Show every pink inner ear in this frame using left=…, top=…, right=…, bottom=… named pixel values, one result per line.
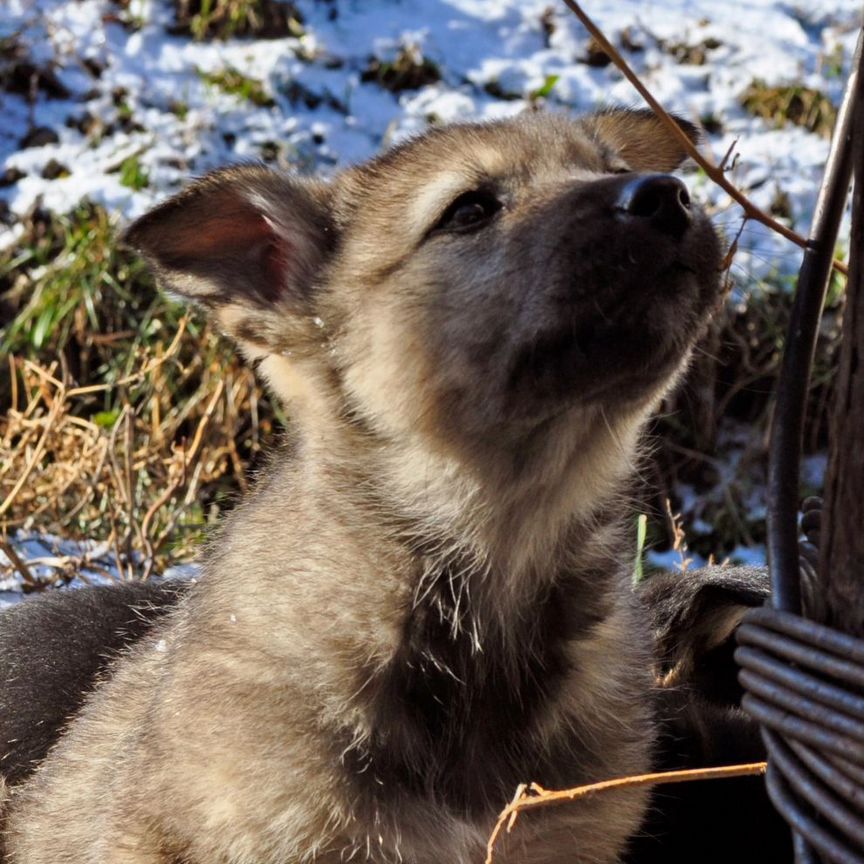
left=260, top=230, right=296, bottom=303
left=127, top=170, right=330, bottom=310
left=164, top=206, right=297, bottom=302
left=168, top=202, right=275, bottom=258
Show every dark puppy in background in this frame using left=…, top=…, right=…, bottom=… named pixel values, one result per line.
left=2, top=109, right=723, bottom=863
left=628, top=566, right=792, bottom=863
left=628, top=505, right=823, bottom=863
left=0, top=582, right=186, bottom=788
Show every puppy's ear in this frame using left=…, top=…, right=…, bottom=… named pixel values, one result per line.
left=641, top=567, right=769, bottom=706
left=585, top=108, right=701, bottom=173
left=643, top=567, right=768, bottom=660
left=124, top=165, right=334, bottom=355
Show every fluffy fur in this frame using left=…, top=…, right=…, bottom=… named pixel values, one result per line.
left=0, top=582, right=188, bottom=786
left=3, top=110, right=722, bottom=863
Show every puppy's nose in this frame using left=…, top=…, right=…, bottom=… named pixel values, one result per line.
left=616, top=174, right=692, bottom=236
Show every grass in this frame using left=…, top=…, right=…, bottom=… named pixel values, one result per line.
left=633, top=514, right=648, bottom=585
left=0, top=204, right=282, bottom=585
left=529, top=74, right=560, bottom=102
left=119, top=155, right=149, bottom=191
left=173, top=0, right=304, bottom=40
left=361, top=46, right=442, bottom=93
left=741, top=81, right=838, bottom=138
left=661, top=36, right=723, bottom=66
left=198, top=66, right=275, bottom=107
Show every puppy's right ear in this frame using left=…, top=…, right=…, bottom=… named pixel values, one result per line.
left=124, top=165, right=335, bottom=355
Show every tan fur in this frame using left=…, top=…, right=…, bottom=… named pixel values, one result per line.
left=3, top=110, right=722, bottom=863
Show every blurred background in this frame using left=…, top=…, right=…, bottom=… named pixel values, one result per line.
left=0, top=0, right=860, bottom=594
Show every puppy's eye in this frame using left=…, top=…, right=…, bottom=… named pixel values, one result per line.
left=433, top=189, right=502, bottom=234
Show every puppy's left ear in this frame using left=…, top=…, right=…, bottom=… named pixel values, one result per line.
left=585, top=108, right=701, bottom=173
left=641, top=566, right=769, bottom=706
left=124, top=165, right=335, bottom=356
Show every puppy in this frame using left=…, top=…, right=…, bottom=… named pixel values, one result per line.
left=2, top=110, right=722, bottom=863
left=628, top=566, right=792, bottom=863
left=0, top=581, right=187, bottom=787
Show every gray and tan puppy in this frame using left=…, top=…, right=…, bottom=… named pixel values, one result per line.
left=2, top=110, right=722, bottom=864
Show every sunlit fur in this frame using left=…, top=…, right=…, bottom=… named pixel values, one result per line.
left=3, top=111, right=721, bottom=864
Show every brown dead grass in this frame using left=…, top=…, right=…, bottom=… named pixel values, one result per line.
left=0, top=343, right=272, bottom=585
left=0, top=204, right=282, bottom=586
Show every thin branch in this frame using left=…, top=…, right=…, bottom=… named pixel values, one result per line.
left=485, top=762, right=767, bottom=864
left=561, top=0, right=848, bottom=278
left=139, top=377, right=225, bottom=557
left=0, top=538, right=38, bottom=588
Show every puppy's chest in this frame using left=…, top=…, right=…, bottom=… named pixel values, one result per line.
left=344, top=564, right=613, bottom=818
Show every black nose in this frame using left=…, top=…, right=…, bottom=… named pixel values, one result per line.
left=616, top=174, right=692, bottom=236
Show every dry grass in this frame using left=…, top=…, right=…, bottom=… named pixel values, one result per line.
left=1, top=204, right=281, bottom=586
left=171, top=0, right=304, bottom=41
left=361, top=45, right=442, bottom=93
left=741, top=81, right=838, bottom=138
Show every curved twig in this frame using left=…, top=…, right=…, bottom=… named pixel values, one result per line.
left=561, top=0, right=849, bottom=278
left=485, top=762, right=767, bottom=864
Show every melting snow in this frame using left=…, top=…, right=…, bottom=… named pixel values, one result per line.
left=1, top=0, right=860, bottom=591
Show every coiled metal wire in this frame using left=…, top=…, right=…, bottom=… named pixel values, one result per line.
left=738, top=607, right=864, bottom=864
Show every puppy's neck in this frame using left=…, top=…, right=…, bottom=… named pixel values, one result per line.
left=293, top=407, right=633, bottom=606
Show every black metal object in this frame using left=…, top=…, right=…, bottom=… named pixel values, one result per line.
left=766, top=29, right=862, bottom=615
left=738, top=608, right=864, bottom=864
left=739, top=24, right=864, bottom=864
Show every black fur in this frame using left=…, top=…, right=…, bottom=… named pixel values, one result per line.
left=349, top=562, right=614, bottom=818
left=627, top=566, right=793, bottom=863
left=0, top=581, right=187, bottom=785
left=0, top=567, right=793, bottom=860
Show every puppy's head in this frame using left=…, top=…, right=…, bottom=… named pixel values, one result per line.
left=127, top=110, right=722, bottom=509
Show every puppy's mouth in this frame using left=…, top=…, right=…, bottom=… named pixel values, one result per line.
left=505, top=319, right=682, bottom=410
left=505, top=260, right=712, bottom=410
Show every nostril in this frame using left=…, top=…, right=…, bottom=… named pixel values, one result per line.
left=616, top=174, right=692, bottom=236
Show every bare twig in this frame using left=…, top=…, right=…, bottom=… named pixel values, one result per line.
left=0, top=537, right=38, bottom=588
left=8, top=354, right=18, bottom=413
left=485, top=762, right=767, bottom=864
left=561, top=0, right=848, bottom=278
left=64, top=315, right=189, bottom=399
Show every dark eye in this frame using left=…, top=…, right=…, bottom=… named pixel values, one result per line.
left=432, top=189, right=502, bottom=235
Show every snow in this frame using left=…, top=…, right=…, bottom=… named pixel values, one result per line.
left=0, top=531, right=198, bottom=606
left=1, top=0, right=861, bottom=592
left=2, top=0, right=859, bottom=257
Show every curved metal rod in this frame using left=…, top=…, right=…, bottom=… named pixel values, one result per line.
left=738, top=659, right=864, bottom=732
left=743, top=693, right=864, bottom=763
left=765, top=761, right=863, bottom=864
left=738, top=626, right=864, bottom=687
left=788, top=740, right=864, bottom=815
left=741, top=607, right=864, bottom=666
left=768, top=730, right=864, bottom=847
left=767, top=28, right=863, bottom=614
